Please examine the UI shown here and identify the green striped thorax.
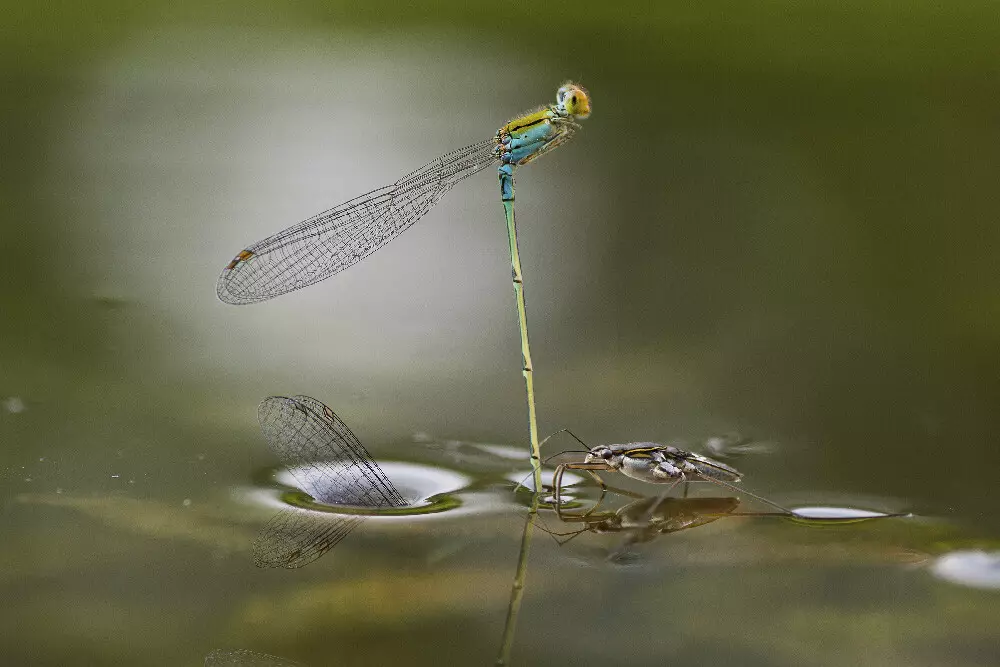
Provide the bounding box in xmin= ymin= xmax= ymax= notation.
xmin=495 ymin=82 xmax=590 ymax=167
xmin=584 ymin=442 xmax=743 ymax=485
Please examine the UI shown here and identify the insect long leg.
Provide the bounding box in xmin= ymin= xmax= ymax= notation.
xmin=511 ymin=428 xmax=593 ymax=493
xmin=554 ymin=462 xmax=611 ymax=519
xmin=695 ymin=474 xmax=792 ymax=514
xmin=512 ymin=445 xmax=591 ymax=493
xmin=552 ymin=463 xmax=568 ymax=510
xmin=530 ymin=510 xmax=613 ymax=546
xmin=532 ymin=517 xmax=593 ymax=546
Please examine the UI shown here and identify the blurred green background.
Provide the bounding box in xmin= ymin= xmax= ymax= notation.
xmin=2 ymin=1 xmax=999 ymax=665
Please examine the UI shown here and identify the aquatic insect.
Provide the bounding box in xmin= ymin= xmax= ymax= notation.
xmin=217 ymin=83 xmax=591 ymax=305
xmin=546 ymin=432 xmax=792 ymax=515
xmin=252 ymin=395 xmax=407 ymax=569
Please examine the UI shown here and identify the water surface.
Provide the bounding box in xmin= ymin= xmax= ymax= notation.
xmin=3 ymin=5 xmax=1000 ymax=665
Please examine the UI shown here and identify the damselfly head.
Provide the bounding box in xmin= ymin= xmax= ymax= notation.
xmin=557 ymin=82 xmax=591 ymax=119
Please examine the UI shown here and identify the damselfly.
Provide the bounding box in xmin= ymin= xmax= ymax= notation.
xmin=217 ymin=83 xmax=591 ymax=305
xmin=252 ymin=395 xmax=407 ymax=569
xmin=219 ymin=83 xmax=592 ymax=488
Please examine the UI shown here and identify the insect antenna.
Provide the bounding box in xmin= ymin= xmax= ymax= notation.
xmin=511 ymin=426 xmax=592 ymax=492
xmin=512 ymin=448 xmax=590 ymax=492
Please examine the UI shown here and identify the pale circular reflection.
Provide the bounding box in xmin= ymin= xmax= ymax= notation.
xmin=931 ymin=550 xmax=1000 ymax=590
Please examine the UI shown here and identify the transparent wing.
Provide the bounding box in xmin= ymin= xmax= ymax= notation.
xmin=257 ymin=395 xmax=407 ymax=507
xmin=218 ymin=139 xmax=499 ymax=304
xmin=686 ymin=452 xmax=742 ymax=481
xmin=251 ymin=507 xmax=364 ymax=569
xmin=205 ymin=649 xmax=304 ymax=666
xmin=663 ymin=445 xmax=742 ymax=482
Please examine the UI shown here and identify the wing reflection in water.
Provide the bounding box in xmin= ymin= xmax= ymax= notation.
xmin=251 ymin=395 xmax=407 ymax=569
xmin=205 ymin=648 xmax=304 ymax=666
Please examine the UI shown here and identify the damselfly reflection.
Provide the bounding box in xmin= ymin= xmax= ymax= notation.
xmin=205 ymin=649 xmax=303 ymax=667
xmin=252 ymin=395 xmax=407 ymax=569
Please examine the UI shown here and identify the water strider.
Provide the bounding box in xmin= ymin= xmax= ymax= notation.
xmin=252 ymin=395 xmax=407 ymax=568
xmin=218 ymin=83 xmax=591 ymax=490
xmin=537 ymin=430 xmax=794 ymax=517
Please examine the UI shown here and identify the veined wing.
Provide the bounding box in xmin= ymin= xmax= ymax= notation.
xmin=661 ymin=445 xmax=742 ymax=482
xmin=218 ymin=139 xmax=499 ymax=304
xmin=257 ymin=395 xmax=407 ymax=508
xmin=685 ymin=452 xmax=742 ymax=481
xmin=251 ymin=507 xmax=363 ymax=569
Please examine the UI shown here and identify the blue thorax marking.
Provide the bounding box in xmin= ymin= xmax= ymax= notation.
xmin=498 ymin=164 xmax=515 ymax=202
xmin=505 ymin=122 xmax=557 ymax=149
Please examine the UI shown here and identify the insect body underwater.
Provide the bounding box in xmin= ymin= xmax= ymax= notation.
xmin=217 ymin=83 xmax=591 ymax=305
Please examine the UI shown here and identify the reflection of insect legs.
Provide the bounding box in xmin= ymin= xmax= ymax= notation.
xmin=533 ymin=495 xmax=744 ymax=549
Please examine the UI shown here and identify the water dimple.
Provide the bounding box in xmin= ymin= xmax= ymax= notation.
xmin=789 ymin=506 xmax=906 ymax=523
xmin=241 ymin=460 xmax=499 ymax=519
